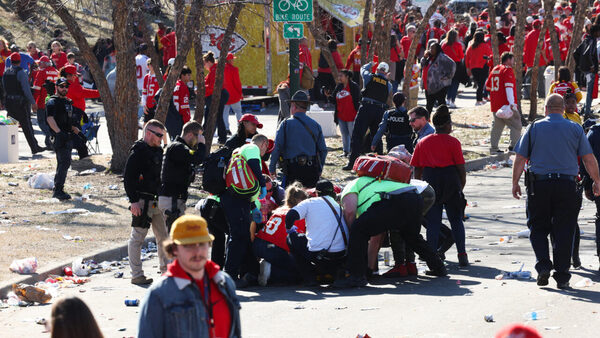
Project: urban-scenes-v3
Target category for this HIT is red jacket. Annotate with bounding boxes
[66,78,100,112]
[160,32,177,65]
[523,28,546,68]
[204,63,217,97]
[441,41,464,62]
[345,45,362,72]
[299,44,312,80]
[465,43,492,69]
[173,79,190,123]
[223,63,242,104]
[51,51,68,70]
[400,36,421,59]
[32,66,59,108]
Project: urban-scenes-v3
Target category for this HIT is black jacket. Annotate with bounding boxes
[574,34,599,73]
[123,140,163,202]
[328,80,360,122]
[224,132,256,150]
[159,136,206,199]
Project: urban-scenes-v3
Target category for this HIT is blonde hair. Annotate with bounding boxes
[284,182,308,208]
[51,41,63,50]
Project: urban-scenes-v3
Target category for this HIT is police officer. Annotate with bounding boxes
[46,77,75,200]
[158,121,206,232]
[344,61,393,170]
[123,119,168,285]
[270,91,327,188]
[371,92,413,153]
[334,176,447,288]
[2,52,45,154]
[512,93,600,289]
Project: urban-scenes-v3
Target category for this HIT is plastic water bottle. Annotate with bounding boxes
[523,310,546,320]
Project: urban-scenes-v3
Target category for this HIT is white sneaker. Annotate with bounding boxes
[258,260,271,286]
[449,101,457,109]
[475,101,484,106]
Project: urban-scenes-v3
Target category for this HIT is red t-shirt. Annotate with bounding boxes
[336,84,357,122]
[143,74,160,109]
[173,79,190,123]
[345,46,361,72]
[465,43,492,69]
[32,66,59,108]
[51,51,68,70]
[66,79,100,112]
[256,207,306,252]
[410,134,465,168]
[485,64,517,113]
[164,259,231,338]
[400,36,421,59]
[205,63,217,97]
[223,63,243,104]
[441,41,464,62]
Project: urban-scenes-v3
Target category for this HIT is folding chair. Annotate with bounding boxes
[82,112,101,154]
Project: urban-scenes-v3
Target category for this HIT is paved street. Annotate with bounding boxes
[1,167,599,337]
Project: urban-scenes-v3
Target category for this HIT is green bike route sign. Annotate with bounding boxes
[273,0,313,22]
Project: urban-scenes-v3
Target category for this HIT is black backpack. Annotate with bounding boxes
[201,146,233,195]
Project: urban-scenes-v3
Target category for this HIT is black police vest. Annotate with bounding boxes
[361,74,389,103]
[46,96,74,133]
[3,67,24,97]
[386,109,412,136]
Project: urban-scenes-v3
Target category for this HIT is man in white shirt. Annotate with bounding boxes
[135,44,150,119]
[285,179,348,286]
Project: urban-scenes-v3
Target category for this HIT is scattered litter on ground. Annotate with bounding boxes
[124,299,139,306]
[495,264,532,280]
[516,229,530,238]
[544,326,561,331]
[293,305,305,309]
[83,183,92,190]
[35,317,46,325]
[335,306,347,310]
[44,208,92,215]
[469,248,482,252]
[5,291,30,306]
[469,201,478,207]
[62,235,83,242]
[467,235,484,239]
[108,184,119,190]
[574,278,594,288]
[35,198,60,204]
[12,283,52,304]
[7,182,18,186]
[72,257,91,276]
[9,257,38,274]
[27,173,54,190]
[114,271,123,278]
[499,252,512,255]
[498,235,513,244]
[35,226,58,231]
[484,314,494,322]
[360,307,380,311]
[77,168,97,176]
[74,194,91,202]
[523,310,546,321]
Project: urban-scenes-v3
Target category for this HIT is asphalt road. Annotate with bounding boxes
[1,167,599,337]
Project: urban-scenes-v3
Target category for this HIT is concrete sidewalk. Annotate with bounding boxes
[1,167,599,337]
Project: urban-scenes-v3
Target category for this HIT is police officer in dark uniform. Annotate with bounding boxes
[371,92,413,153]
[46,78,75,200]
[512,93,600,289]
[158,121,206,232]
[344,61,393,170]
[269,91,328,188]
[2,52,45,154]
[123,119,168,285]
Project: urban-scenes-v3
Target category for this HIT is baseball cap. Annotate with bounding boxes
[64,65,80,75]
[532,19,542,27]
[226,53,236,61]
[377,62,389,73]
[170,215,215,245]
[56,77,69,87]
[239,113,263,128]
[9,52,20,62]
[168,58,175,66]
[315,179,335,197]
[38,55,50,63]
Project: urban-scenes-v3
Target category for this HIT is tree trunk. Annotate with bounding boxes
[402,0,444,98]
[372,0,394,63]
[513,0,529,112]
[136,6,165,87]
[380,0,394,64]
[174,0,185,43]
[112,0,140,169]
[529,20,549,121]
[203,2,244,149]
[360,0,372,66]
[153,0,204,123]
[307,3,339,82]
[566,0,587,74]
[487,0,500,66]
[544,0,560,79]
[372,0,385,59]
[45,0,127,170]
[193,28,206,123]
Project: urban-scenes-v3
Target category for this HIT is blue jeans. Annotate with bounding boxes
[585,72,595,115]
[446,78,460,102]
[223,101,242,132]
[252,237,299,284]
[338,120,354,154]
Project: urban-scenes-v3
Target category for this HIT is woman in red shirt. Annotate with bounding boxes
[50,41,68,70]
[465,31,492,105]
[410,105,468,267]
[203,51,229,144]
[441,29,464,108]
[328,70,360,157]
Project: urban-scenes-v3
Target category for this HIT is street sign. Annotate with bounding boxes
[283,23,304,39]
[273,0,313,22]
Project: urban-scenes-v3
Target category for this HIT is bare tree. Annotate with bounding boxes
[487,0,500,66]
[566,0,587,74]
[543,0,560,78]
[513,0,529,112]
[529,16,549,121]
[203,2,244,149]
[135,5,165,87]
[193,31,206,123]
[401,0,444,98]
[360,0,373,65]
[372,0,395,63]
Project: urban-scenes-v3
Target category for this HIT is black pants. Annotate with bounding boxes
[425,87,448,115]
[72,133,89,159]
[594,198,600,258]
[288,232,345,282]
[471,67,488,101]
[346,192,444,277]
[6,97,41,152]
[348,102,385,167]
[284,161,320,188]
[221,190,256,279]
[204,89,229,144]
[253,237,299,284]
[198,198,229,267]
[351,71,360,85]
[36,108,52,148]
[527,179,578,284]
[54,138,73,192]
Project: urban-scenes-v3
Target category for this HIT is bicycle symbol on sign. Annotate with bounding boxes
[278,0,309,12]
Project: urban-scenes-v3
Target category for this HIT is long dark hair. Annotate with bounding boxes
[444,29,458,45]
[472,31,485,49]
[51,297,103,338]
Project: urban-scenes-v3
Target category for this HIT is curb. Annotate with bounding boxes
[465,152,511,172]
[0,237,155,299]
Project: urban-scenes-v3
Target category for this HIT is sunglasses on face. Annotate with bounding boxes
[58,84,68,89]
[148,129,164,138]
[409,118,419,123]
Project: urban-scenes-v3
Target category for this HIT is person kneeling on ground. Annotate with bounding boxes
[334,176,447,288]
[138,215,241,338]
[253,182,308,286]
[286,179,348,286]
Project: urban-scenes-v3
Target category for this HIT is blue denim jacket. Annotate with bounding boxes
[137,270,241,338]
